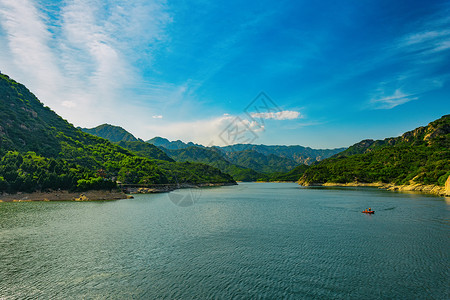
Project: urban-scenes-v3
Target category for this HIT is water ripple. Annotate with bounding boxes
[0,183,448,299]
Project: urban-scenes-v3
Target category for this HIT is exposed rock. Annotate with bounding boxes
[445,176,450,196]
[298,181,448,197]
[19,124,29,131]
[74,194,89,201]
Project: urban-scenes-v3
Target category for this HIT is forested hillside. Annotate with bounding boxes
[299,115,450,187]
[80,124,138,143]
[0,73,235,194]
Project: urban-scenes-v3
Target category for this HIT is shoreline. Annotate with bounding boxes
[0,182,237,202]
[298,181,450,197]
[0,190,132,202]
[2,180,447,201]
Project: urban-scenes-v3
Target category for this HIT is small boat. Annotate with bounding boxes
[362,208,374,214]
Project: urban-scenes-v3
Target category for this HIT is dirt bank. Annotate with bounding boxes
[0,190,132,202]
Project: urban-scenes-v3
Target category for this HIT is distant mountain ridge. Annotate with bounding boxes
[164,146,263,181]
[80,125,263,181]
[223,149,297,173]
[147,137,203,150]
[84,127,345,166]
[84,125,346,181]
[146,137,345,165]
[218,144,346,165]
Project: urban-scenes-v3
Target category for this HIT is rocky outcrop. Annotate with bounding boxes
[445,176,450,196]
[384,183,446,196]
[298,180,449,197]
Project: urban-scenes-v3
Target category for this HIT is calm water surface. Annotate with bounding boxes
[0,183,449,299]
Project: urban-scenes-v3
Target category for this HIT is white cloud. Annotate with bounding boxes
[152,115,163,119]
[0,0,177,132]
[403,29,450,47]
[0,0,63,100]
[370,90,418,109]
[144,114,266,146]
[250,110,302,120]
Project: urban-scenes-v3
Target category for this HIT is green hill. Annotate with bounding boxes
[115,141,174,162]
[84,125,263,181]
[223,149,297,173]
[219,144,346,165]
[165,146,264,181]
[79,125,175,162]
[81,125,265,181]
[299,115,450,187]
[80,124,138,143]
[261,164,310,182]
[0,73,235,194]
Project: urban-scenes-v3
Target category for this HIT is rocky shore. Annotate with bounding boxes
[0,182,237,202]
[298,176,450,197]
[0,190,132,202]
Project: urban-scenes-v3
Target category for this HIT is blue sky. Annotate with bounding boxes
[0,0,449,148]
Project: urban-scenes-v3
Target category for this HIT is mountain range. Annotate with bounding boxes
[1,71,448,196]
[81,125,345,181]
[81,117,450,190]
[147,136,345,165]
[0,72,235,194]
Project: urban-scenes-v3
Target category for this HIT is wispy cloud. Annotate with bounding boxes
[0,0,173,128]
[0,0,63,99]
[368,11,450,110]
[250,110,302,120]
[402,29,450,46]
[370,90,418,109]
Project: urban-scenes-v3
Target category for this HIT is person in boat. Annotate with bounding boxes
[368,208,371,211]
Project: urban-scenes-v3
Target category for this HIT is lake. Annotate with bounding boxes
[0,183,448,299]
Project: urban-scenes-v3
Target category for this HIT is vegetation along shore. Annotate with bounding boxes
[298,115,450,197]
[0,71,449,200]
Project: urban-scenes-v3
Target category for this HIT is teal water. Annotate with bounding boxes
[0,183,449,299]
